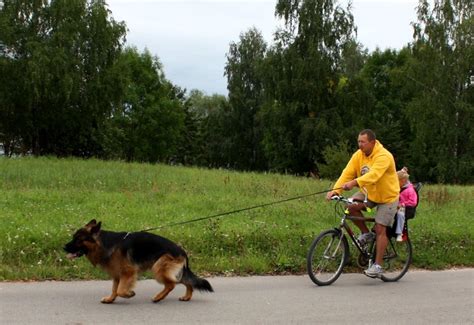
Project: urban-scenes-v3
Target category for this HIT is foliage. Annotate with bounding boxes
[357,48,413,164]
[182,90,232,168]
[256,0,356,174]
[0,0,126,156]
[224,27,267,170]
[0,0,473,184]
[317,140,352,179]
[406,0,473,183]
[100,47,185,163]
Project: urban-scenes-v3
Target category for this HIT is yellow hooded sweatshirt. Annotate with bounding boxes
[334,140,399,204]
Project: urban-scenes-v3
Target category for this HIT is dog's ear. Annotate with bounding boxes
[91,222,101,234]
[86,219,97,227]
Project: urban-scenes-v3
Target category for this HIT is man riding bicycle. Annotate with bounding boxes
[326,129,399,278]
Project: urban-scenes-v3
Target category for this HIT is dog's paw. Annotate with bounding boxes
[101,297,116,304]
[118,290,136,299]
[179,296,191,302]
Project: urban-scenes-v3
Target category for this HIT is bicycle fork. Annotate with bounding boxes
[324,229,345,260]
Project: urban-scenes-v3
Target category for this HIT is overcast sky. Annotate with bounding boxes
[106,0,419,95]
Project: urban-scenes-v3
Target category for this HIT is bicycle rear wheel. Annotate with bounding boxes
[380,238,412,282]
[307,229,349,286]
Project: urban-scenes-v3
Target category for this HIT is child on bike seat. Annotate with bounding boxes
[396,167,417,241]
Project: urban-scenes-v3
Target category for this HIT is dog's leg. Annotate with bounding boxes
[179,284,193,301]
[117,271,137,299]
[101,278,119,304]
[151,254,184,303]
[152,281,175,303]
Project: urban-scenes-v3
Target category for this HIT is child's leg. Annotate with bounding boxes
[395,211,405,235]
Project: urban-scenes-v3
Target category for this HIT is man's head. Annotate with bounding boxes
[358,129,376,156]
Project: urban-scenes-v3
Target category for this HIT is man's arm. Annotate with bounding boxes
[356,153,391,187]
[326,153,358,200]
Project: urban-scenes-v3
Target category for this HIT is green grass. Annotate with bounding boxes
[0,157,472,280]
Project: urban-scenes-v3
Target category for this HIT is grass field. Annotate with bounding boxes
[0,157,472,280]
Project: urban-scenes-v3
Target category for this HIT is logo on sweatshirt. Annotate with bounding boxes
[361,165,370,175]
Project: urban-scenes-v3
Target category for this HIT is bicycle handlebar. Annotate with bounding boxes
[330,195,354,203]
[330,195,367,205]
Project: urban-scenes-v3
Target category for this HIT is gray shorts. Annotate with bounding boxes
[351,192,399,227]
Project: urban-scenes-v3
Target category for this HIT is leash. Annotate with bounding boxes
[123,187,341,238]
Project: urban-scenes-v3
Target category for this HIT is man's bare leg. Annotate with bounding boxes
[374,223,388,266]
[347,203,370,233]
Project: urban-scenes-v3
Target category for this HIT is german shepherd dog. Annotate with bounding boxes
[64,219,213,304]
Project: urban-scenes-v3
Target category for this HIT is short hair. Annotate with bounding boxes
[359,129,376,142]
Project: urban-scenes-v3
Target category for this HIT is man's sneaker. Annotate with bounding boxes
[358,232,375,246]
[364,263,384,278]
[396,234,404,242]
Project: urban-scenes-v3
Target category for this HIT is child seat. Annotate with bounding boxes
[404,182,422,219]
[388,182,422,238]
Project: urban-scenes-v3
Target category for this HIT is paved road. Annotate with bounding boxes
[1,269,473,324]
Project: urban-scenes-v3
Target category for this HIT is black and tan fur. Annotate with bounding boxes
[64,219,213,304]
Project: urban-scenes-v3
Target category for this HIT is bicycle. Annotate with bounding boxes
[306,195,412,286]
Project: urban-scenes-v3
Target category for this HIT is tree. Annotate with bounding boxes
[317,140,351,179]
[406,0,473,183]
[259,0,356,174]
[101,48,185,163]
[180,90,232,169]
[175,89,229,167]
[224,27,267,170]
[357,48,414,163]
[0,0,126,156]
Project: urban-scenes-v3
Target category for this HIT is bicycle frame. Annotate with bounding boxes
[336,212,377,268]
[342,215,375,250]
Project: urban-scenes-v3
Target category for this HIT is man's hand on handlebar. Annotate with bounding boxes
[326,190,338,201]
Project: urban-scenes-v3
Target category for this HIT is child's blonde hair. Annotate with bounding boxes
[397,167,410,180]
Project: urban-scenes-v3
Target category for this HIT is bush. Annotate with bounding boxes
[318,141,352,179]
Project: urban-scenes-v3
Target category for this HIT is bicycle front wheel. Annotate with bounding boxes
[380,238,412,282]
[307,229,349,286]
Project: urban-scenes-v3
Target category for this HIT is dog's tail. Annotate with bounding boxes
[181,261,214,293]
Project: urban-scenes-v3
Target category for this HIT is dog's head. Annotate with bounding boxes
[64,219,102,259]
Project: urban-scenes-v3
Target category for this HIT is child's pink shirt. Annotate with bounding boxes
[400,182,417,207]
